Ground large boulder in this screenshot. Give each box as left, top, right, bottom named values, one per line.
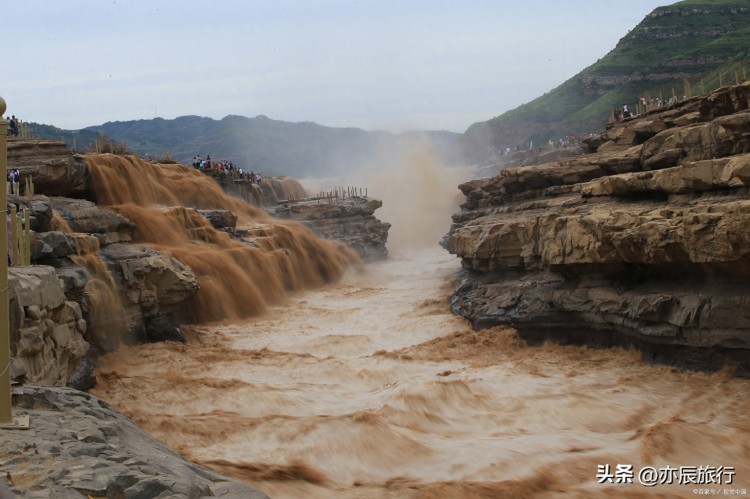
left=7, top=194, right=53, bottom=232
left=99, top=243, right=199, bottom=344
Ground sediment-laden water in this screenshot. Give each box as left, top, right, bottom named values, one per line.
left=92, top=248, right=750, bottom=498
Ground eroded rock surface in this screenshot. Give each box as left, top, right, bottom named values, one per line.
left=443, top=83, right=750, bottom=374
left=276, top=196, right=390, bottom=260
left=7, top=139, right=88, bottom=197
left=0, top=386, right=267, bottom=499
left=8, top=266, right=89, bottom=387
left=100, top=243, right=199, bottom=344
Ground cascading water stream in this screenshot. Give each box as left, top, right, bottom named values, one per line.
left=83, top=154, right=359, bottom=323
left=52, top=210, right=128, bottom=351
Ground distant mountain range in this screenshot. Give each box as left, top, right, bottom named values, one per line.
left=28, top=0, right=750, bottom=171
left=28, top=116, right=463, bottom=178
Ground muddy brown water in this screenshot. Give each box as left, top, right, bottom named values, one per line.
left=85, top=150, right=750, bottom=497
left=92, top=248, right=750, bottom=498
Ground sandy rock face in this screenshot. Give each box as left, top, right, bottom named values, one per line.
left=8, top=266, right=89, bottom=386
left=276, top=196, right=391, bottom=261
left=443, top=83, right=750, bottom=374
left=7, top=140, right=89, bottom=197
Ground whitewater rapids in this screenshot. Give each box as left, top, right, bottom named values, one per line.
left=92, top=247, right=750, bottom=498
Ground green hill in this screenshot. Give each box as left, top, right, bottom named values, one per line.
left=462, top=0, right=750, bottom=164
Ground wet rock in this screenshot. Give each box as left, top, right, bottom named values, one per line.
left=48, top=197, right=136, bottom=245
left=0, top=386, right=268, bottom=499
left=197, top=209, right=238, bottom=230
left=98, top=243, right=199, bottom=343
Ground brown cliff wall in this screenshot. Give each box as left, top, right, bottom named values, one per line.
left=443, top=83, right=750, bottom=375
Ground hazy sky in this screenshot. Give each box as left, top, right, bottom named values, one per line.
left=4, top=0, right=669, bottom=133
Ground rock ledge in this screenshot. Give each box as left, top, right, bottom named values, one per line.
left=0, top=386, right=267, bottom=498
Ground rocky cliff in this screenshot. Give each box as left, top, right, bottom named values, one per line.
left=443, top=83, right=750, bottom=375
left=7, top=139, right=89, bottom=196
left=276, top=196, right=390, bottom=261
left=4, top=140, right=362, bottom=390
left=6, top=193, right=201, bottom=390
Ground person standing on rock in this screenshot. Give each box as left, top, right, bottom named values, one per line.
left=11, top=169, right=20, bottom=195
left=8, top=115, right=18, bottom=137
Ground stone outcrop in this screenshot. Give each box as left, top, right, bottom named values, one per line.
left=49, top=196, right=136, bottom=245
left=99, top=243, right=199, bottom=344
left=0, top=386, right=267, bottom=499
left=7, top=139, right=89, bottom=197
left=7, top=194, right=53, bottom=232
left=8, top=267, right=89, bottom=388
left=443, top=83, right=750, bottom=375
left=197, top=209, right=238, bottom=230
left=276, top=196, right=390, bottom=260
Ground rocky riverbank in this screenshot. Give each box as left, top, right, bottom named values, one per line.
left=2, top=142, right=371, bottom=497
left=0, top=386, right=267, bottom=498
left=442, top=82, right=750, bottom=375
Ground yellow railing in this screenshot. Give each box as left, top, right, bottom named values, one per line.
left=0, top=97, right=10, bottom=425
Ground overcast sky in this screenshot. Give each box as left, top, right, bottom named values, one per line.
left=3, top=0, right=670, bottom=133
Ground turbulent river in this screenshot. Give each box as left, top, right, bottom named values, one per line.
left=92, top=247, right=750, bottom=498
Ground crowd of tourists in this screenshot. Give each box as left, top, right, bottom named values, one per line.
left=191, top=155, right=264, bottom=184
left=497, top=131, right=599, bottom=157
left=613, top=94, right=684, bottom=123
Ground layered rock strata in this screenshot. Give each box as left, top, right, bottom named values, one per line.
left=276, top=196, right=390, bottom=260
left=8, top=267, right=88, bottom=387
left=0, top=386, right=267, bottom=499
left=7, top=139, right=88, bottom=196
left=443, top=83, right=750, bottom=375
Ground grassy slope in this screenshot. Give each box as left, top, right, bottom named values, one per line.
left=463, top=0, right=750, bottom=162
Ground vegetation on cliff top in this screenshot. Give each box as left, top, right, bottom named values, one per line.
left=463, top=0, right=750, bottom=163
